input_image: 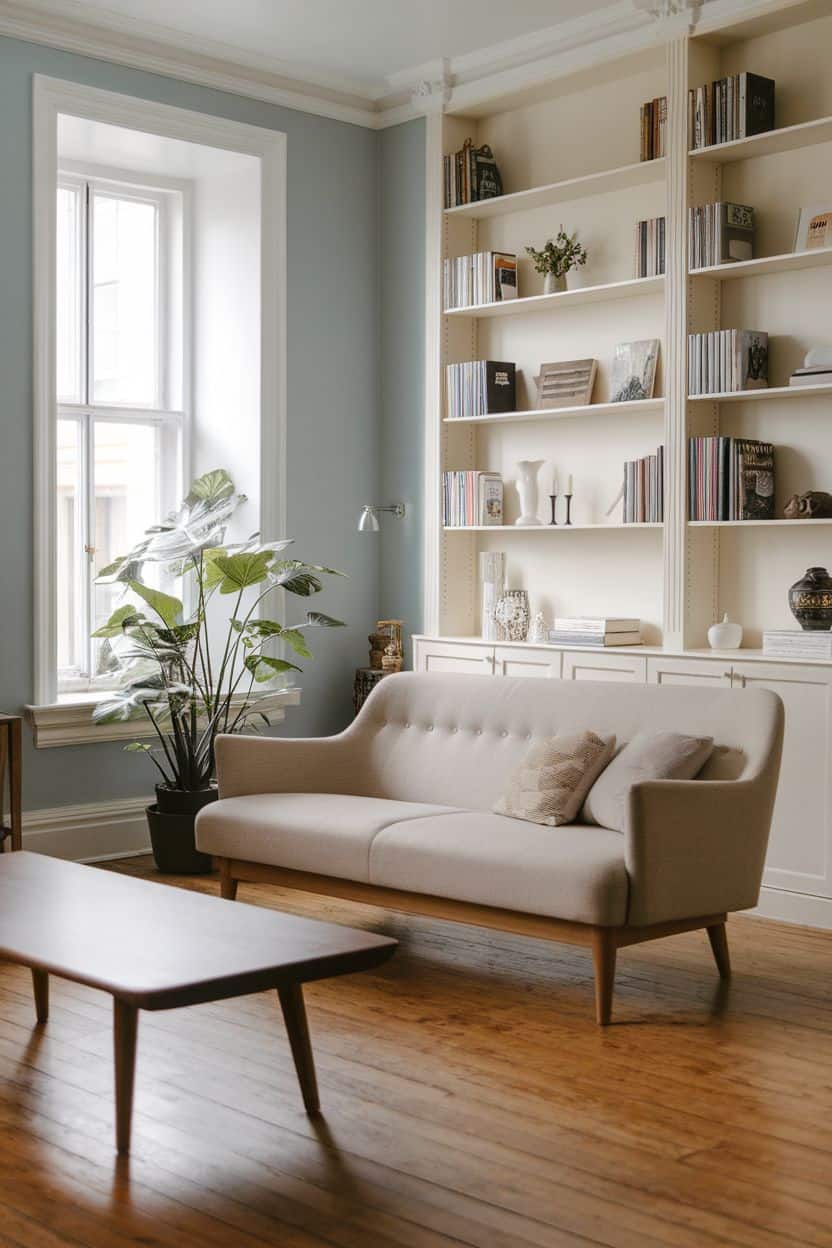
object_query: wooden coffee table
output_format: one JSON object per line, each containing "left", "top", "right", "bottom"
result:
{"left": 0, "top": 853, "right": 396, "bottom": 1154}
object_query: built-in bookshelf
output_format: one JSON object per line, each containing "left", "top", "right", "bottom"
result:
{"left": 425, "top": 0, "right": 832, "bottom": 656}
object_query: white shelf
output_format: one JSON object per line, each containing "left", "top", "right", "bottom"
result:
{"left": 443, "top": 523, "right": 662, "bottom": 532}
{"left": 444, "top": 158, "right": 666, "bottom": 221}
{"left": 689, "top": 114, "right": 832, "bottom": 163}
{"left": 688, "top": 383, "right": 832, "bottom": 404}
{"left": 444, "top": 275, "right": 664, "bottom": 320}
{"left": 443, "top": 398, "right": 665, "bottom": 426}
{"left": 689, "top": 519, "right": 832, "bottom": 528}
{"left": 690, "top": 247, "right": 832, "bottom": 281}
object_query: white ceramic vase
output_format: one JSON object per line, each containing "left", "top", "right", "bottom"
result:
{"left": 544, "top": 272, "right": 566, "bottom": 295}
{"left": 708, "top": 612, "right": 743, "bottom": 650}
{"left": 515, "top": 459, "right": 544, "bottom": 526}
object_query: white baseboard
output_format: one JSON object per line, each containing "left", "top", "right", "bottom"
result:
{"left": 751, "top": 886, "right": 832, "bottom": 931}
{"left": 21, "top": 796, "right": 152, "bottom": 862}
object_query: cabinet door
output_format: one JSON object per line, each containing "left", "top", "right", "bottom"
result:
{"left": 562, "top": 650, "right": 647, "bottom": 683}
{"left": 412, "top": 639, "right": 494, "bottom": 676}
{"left": 731, "top": 661, "right": 832, "bottom": 898}
{"left": 647, "top": 656, "right": 732, "bottom": 688}
{"left": 493, "top": 646, "right": 562, "bottom": 679}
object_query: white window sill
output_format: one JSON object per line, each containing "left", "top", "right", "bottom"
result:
{"left": 25, "top": 687, "right": 301, "bottom": 748}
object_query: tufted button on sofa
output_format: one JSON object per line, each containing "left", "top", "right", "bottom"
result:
{"left": 197, "top": 672, "right": 784, "bottom": 1023}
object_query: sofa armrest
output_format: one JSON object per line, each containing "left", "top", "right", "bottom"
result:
{"left": 214, "top": 731, "right": 360, "bottom": 798}
{"left": 624, "top": 775, "right": 777, "bottom": 926}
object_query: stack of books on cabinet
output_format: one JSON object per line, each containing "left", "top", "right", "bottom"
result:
{"left": 443, "top": 471, "right": 503, "bottom": 527}
{"left": 688, "top": 72, "right": 774, "bottom": 148}
{"left": 443, "top": 252, "right": 517, "bottom": 309}
{"left": 446, "top": 360, "right": 516, "bottom": 418}
{"left": 688, "top": 438, "right": 775, "bottom": 521}
{"left": 763, "top": 630, "right": 832, "bottom": 660}
{"left": 688, "top": 202, "right": 754, "bottom": 268}
{"left": 688, "top": 330, "right": 768, "bottom": 394}
{"left": 548, "top": 618, "right": 642, "bottom": 647}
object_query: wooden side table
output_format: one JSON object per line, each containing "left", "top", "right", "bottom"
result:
{"left": 0, "top": 715, "right": 22, "bottom": 852}
{"left": 353, "top": 668, "right": 388, "bottom": 716}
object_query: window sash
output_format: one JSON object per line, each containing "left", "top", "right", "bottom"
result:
{"left": 55, "top": 171, "right": 186, "bottom": 694}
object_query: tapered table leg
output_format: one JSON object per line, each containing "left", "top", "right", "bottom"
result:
{"left": 31, "top": 969, "right": 49, "bottom": 1023}
{"left": 277, "top": 982, "right": 320, "bottom": 1115}
{"left": 707, "top": 922, "right": 731, "bottom": 980}
{"left": 113, "top": 998, "right": 139, "bottom": 1155}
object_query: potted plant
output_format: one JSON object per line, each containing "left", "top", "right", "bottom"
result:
{"left": 525, "top": 228, "right": 588, "bottom": 294}
{"left": 92, "top": 468, "right": 344, "bottom": 874}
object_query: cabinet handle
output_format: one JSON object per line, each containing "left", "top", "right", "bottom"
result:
{"left": 724, "top": 671, "right": 732, "bottom": 679}
{"left": 484, "top": 655, "right": 494, "bottom": 673}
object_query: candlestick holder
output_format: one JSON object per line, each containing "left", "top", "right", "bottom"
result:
{"left": 564, "top": 493, "right": 573, "bottom": 526}
{"left": 549, "top": 493, "right": 558, "bottom": 525}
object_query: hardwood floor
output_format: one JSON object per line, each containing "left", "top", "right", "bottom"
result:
{"left": 0, "top": 856, "right": 830, "bottom": 1248}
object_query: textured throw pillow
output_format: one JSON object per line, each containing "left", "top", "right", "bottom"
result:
{"left": 581, "top": 730, "right": 715, "bottom": 831}
{"left": 494, "top": 731, "right": 616, "bottom": 827}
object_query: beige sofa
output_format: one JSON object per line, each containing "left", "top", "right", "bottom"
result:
{"left": 196, "top": 672, "right": 784, "bottom": 1023}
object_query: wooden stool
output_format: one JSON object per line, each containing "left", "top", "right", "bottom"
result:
{"left": 0, "top": 716, "right": 22, "bottom": 852}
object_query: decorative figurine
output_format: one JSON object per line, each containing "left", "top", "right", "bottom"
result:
{"left": 784, "top": 491, "right": 832, "bottom": 520}
{"left": 528, "top": 611, "right": 548, "bottom": 644}
{"left": 377, "top": 619, "right": 404, "bottom": 672}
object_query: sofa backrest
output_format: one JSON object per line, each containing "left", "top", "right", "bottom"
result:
{"left": 353, "top": 671, "right": 782, "bottom": 812}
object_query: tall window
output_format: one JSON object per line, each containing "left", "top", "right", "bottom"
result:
{"left": 56, "top": 174, "right": 185, "bottom": 691}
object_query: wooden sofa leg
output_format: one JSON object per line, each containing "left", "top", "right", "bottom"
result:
{"left": 219, "top": 859, "right": 238, "bottom": 901}
{"left": 707, "top": 922, "right": 731, "bottom": 980}
{"left": 591, "top": 928, "right": 617, "bottom": 1025}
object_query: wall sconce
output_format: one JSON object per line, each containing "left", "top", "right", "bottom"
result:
{"left": 357, "top": 503, "right": 406, "bottom": 532}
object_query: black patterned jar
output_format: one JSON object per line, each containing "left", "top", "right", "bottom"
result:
{"left": 788, "top": 566, "right": 832, "bottom": 631}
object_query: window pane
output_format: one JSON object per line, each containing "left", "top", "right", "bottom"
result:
{"left": 56, "top": 419, "right": 83, "bottom": 673}
{"left": 56, "top": 186, "right": 82, "bottom": 403}
{"left": 92, "top": 195, "right": 158, "bottom": 406}
{"left": 92, "top": 421, "right": 161, "bottom": 677}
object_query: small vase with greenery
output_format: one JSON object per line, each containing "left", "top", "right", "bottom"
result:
{"left": 525, "top": 228, "right": 588, "bottom": 294}
{"left": 92, "top": 468, "right": 344, "bottom": 874}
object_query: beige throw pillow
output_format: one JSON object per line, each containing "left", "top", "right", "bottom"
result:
{"left": 494, "top": 731, "right": 616, "bottom": 827}
{"left": 581, "top": 730, "right": 714, "bottom": 832}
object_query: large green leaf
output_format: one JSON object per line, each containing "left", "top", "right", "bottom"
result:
{"left": 127, "top": 580, "right": 183, "bottom": 627}
{"left": 213, "top": 552, "right": 272, "bottom": 594}
{"left": 300, "top": 612, "right": 345, "bottom": 629}
{"left": 186, "top": 468, "right": 235, "bottom": 505}
{"left": 201, "top": 547, "right": 228, "bottom": 591}
{"left": 278, "top": 628, "right": 313, "bottom": 659}
{"left": 91, "top": 604, "right": 144, "bottom": 638}
{"left": 244, "top": 654, "right": 302, "bottom": 683}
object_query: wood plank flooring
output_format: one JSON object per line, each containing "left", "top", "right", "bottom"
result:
{"left": 0, "top": 854, "right": 830, "bottom": 1248}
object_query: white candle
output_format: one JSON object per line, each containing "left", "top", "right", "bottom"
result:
{"left": 552, "top": 471, "right": 559, "bottom": 494}
{"left": 566, "top": 474, "right": 573, "bottom": 494}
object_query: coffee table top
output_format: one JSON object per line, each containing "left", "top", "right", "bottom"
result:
{"left": 0, "top": 853, "right": 396, "bottom": 1010}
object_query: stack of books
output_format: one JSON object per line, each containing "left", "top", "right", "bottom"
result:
{"left": 442, "top": 471, "right": 503, "bottom": 527}
{"left": 689, "top": 72, "right": 775, "bottom": 149}
{"left": 443, "top": 252, "right": 517, "bottom": 310}
{"left": 688, "top": 203, "right": 754, "bottom": 269}
{"left": 688, "top": 329, "right": 768, "bottom": 394}
{"left": 639, "top": 97, "right": 667, "bottom": 160}
{"left": 443, "top": 140, "right": 502, "bottom": 209}
{"left": 446, "top": 361, "right": 516, "bottom": 419}
{"left": 688, "top": 437, "right": 775, "bottom": 521}
{"left": 789, "top": 365, "right": 832, "bottom": 388}
{"left": 635, "top": 217, "right": 666, "bottom": 278}
{"left": 623, "top": 446, "right": 664, "bottom": 523}
{"left": 548, "top": 618, "right": 642, "bottom": 647}
{"left": 763, "top": 630, "right": 832, "bottom": 660}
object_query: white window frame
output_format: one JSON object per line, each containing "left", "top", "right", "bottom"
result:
{"left": 57, "top": 168, "right": 188, "bottom": 693}
{"left": 31, "top": 76, "right": 287, "bottom": 743}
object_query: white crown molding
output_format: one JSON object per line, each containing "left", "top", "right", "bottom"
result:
{"left": 0, "top": 0, "right": 817, "bottom": 131}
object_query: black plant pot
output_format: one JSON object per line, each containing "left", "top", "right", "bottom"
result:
{"left": 146, "top": 784, "right": 218, "bottom": 875}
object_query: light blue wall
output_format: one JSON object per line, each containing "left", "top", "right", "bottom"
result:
{"left": 379, "top": 119, "right": 426, "bottom": 659}
{"left": 0, "top": 35, "right": 389, "bottom": 809}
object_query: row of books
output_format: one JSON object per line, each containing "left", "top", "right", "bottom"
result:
{"left": 688, "top": 437, "right": 775, "bottom": 521}
{"left": 763, "top": 630, "right": 832, "bottom": 660}
{"left": 442, "top": 471, "right": 503, "bottom": 527}
{"left": 639, "top": 97, "right": 667, "bottom": 161}
{"left": 443, "top": 140, "right": 502, "bottom": 209}
{"left": 623, "top": 447, "right": 664, "bottom": 524}
{"left": 688, "top": 202, "right": 754, "bottom": 269}
{"left": 443, "top": 251, "right": 517, "bottom": 310}
{"left": 635, "top": 216, "right": 666, "bottom": 278}
{"left": 689, "top": 72, "right": 774, "bottom": 150}
{"left": 446, "top": 360, "right": 517, "bottom": 419}
{"left": 548, "top": 617, "right": 641, "bottom": 647}
{"left": 688, "top": 329, "right": 768, "bottom": 395}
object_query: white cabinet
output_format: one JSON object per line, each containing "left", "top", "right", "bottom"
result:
{"left": 731, "top": 661, "right": 832, "bottom": 899}
{"left": 647, "top": 657, "right": 732, "bottom": 688}
{"left": 493, "top": 646, "right": 562, "bottom": 678}
{"left": 563, "top": 650, "right": 647, "bottom": 683}
{"left": 412, "top": 638, "right": 494, "bottom": 676}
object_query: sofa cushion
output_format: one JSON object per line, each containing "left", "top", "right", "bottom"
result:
{"left": 582, "top": 730, "right": 714, "bottom": 831}
{"left": 494, "top": 731, "right": 616, "bottom": 826}
{"left": 196, "top": 793, "right": 461, "bottom": 882}
{"left": 369, "top": 811, "right": 628, "bottom": 925}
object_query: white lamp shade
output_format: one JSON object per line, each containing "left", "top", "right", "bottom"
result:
{"left": 357, "top": 506, "right": 380, "bottom": 533}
